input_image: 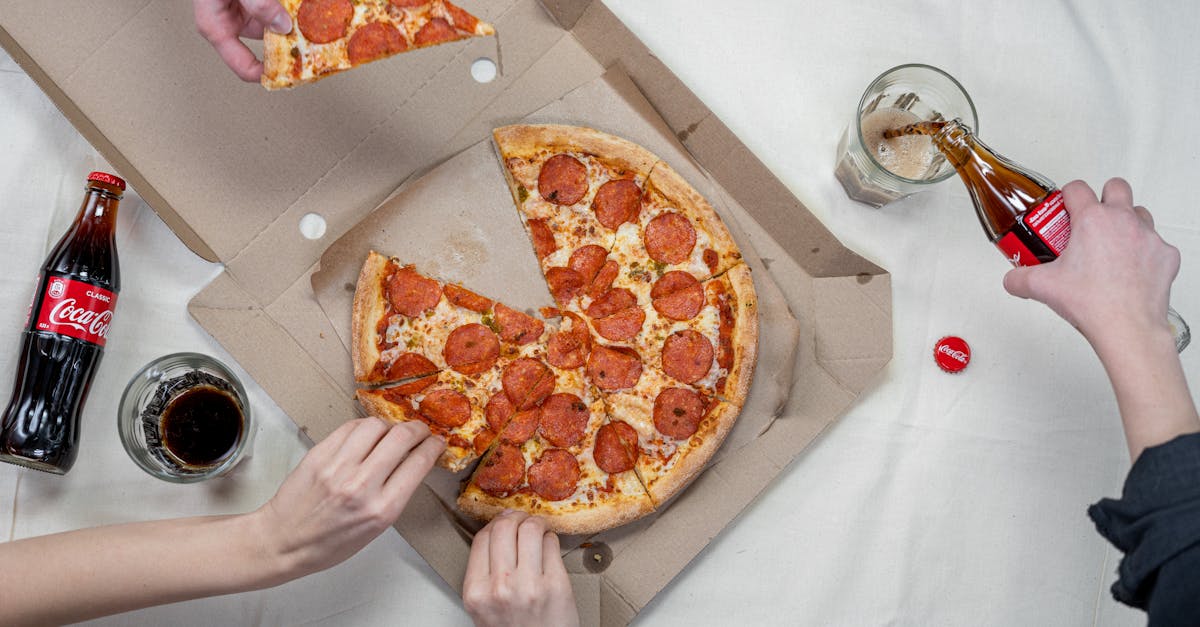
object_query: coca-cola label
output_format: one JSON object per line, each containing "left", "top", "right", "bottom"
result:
{"left": 34, "top": 276, "right": 117, "bottom": 346}
{"left": 996, "top": 231, "right": 1041, "bottom": 267}
{"left": 1022, "top": 190, "right": 1070, "bottom": 256}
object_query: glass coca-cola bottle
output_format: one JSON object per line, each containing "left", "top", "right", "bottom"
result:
{"left": 886, "top": 119, "right": 1189, "bottom": 352}
{"left": 1, "top": 172, "right": 124, "bottom": 474}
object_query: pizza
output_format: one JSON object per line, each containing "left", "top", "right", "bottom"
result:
{"left": 261, "top": 0, "right": 493, "bottom": 90}
{"left": 351, "top": 125, "right": 758, "bottom": 533}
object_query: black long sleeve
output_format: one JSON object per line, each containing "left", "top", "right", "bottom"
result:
{"left": 1088, "top": 432, "right": 1200, "bottom": 625}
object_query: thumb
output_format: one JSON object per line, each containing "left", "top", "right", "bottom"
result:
{"left": 244, "top": 0, "right": 293, "bottom": 34}
{"left": 1003, "top": 265, "right": 1040, "bottom": 300}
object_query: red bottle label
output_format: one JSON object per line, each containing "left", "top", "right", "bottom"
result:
{"left": 33, "top": 276, "right": 117, "bottom": 346}
{"left": 1022, "top": 190, "right": 1070, "bottom": 255}
{"left": 996, "top": 231, "right": 1041, "bottom": 267}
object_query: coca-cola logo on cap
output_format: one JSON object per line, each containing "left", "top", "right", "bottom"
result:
{"left": 35, "top": 276, "right": 117, "bottom": 347}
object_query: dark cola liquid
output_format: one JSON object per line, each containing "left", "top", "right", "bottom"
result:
{"left": 142, "top": 372, "right": 244, "bottom": 469}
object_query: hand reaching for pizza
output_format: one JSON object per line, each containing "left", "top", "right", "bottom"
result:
{"left": 193, "top": 0, "right": 293, "bottom": 82}
{"left": 463, "top": 510, "right": 580, "bottom": 627}
{"left": 252, "top": 418, "right": 445, "bottom": 582}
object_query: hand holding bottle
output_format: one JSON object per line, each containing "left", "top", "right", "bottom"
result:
{"left": 1003, "top": 178, "right": 1180, "bottom": 347}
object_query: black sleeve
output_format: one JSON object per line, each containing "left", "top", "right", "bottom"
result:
{"left": 1088, "top": 432, "right": 1200, "bottom": 624}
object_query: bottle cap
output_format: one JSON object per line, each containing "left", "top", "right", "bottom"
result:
{"left": 933, "top": 336, "right": 970, "bottom": 373}
{"left": 87, "top": 171, "right": 126, "bottom": 191}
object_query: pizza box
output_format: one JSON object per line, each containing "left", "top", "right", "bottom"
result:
{"left": 0, "top": 1, "right": 893, "bottom": 625}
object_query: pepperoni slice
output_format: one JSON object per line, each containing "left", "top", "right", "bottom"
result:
{"left": 586, "top": 345, "right": 642, "bottom": 391}
{"left": 586, "top": 288, "right": 644, "bottom": 342}
{"left": 387, "top": 266, "right": 442, "bottom": 317}
{"left": 475, "top": 443, "right": 525, "bottom": 497}
{"left": 297, "top": 0, "right": 354, "bottom": 44}
{"left": 594, "top": 421, "right": 639, "bottom": 474}
{"left": 661, "top": 330, "right": 714, "bottom": 384}
{"left": 390, "top": 374, "right": 437, "bottom": 395}
{"left": 545, "top": 267, "right": 584, "bottom": 307}
{"left": 538, "top": 393, "right": 589, "bottom": 448}
{"left": 443, "top": 323, "right": 500, "bottom": 375}
{"left": 419, "top": 389, "right": 471, "bottom": 428}
{"left": 538, "top": 155, "right": 588, "bottom": 205}
{"left": 568, "top": 245, "right": 608, "bottom": 286}
{"left": 485, "top": 391, "right": 514, "bottom": 431}
{"left": 703, "top": 248, "right": 720, "bottom": 274}
{"left": 653, "top": 387, "right": 706, "bottom": 439}
{"left": 376, "top": 352, "right": 438, "bottom": 381}
{"left": 592, "top": 179, "right": 641, "bottom": 230}
{"left": 472, "top": 429, "right": 496, "bottom": 454}
{"left": 443, "top": 0, "right": 479, "bottom": 32}
{"left": 644, "top": 212, "right": 697, "bottom": 264}
{"left": 707, "top": 282, "right": 736, "bottom": 371}
{"left": 651, "top": 271, "right": 704, "bottom": 321}
{"left": 546, "top": 313, "right": 591, "bottom": 369}
{"left": 347, "top": 22, "right": 407, "bottom": 65}
{"left": 502, "top": 358, "right": 554, "bottom": 409}
{"left": 444, "top": 284, "right": 493, "bottom": 313}
{"left": 494, "top": 303, "right": 544, "bottom": 345}
{"left": 587, "top": 260, "right": 619, "bottom": 299}
{"left": 500, "top": 407, "right": 540, "bottom": 445}
{"left": 527, "top": 449, "right": 580, "bottom": 501}
{"left": 527, "top": 218, "right": 558, "bottom": 262}
{"left": 414, "top": 17, "right": 461, "bottom": 46}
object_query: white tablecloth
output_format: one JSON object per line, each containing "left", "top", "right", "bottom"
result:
{"left": 4, "top": 1, "right": 1196, "bottom": 624}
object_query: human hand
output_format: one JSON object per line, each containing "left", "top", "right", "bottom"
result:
{"left": 193, "top": 0, "right": 293, "bottom": 81}
{"left": 252, "top": 418, "right": 444, "bottom": 582}
{"left": 463, "top": 510, "right": 579, "bottom": 627}
{"left": 1003, "top": 178, "right": 1180, "bottom": 348}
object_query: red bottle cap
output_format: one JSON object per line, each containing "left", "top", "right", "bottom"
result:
{"left": 934, "top": 336, "right": 971, "bottom": 373}
{"left": 87, "top": 171, "right": 126, "bottom": 191}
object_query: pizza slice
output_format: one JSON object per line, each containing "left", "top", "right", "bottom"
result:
{"left": 352, "top": 252, "right": 546, "bottom": 384}
{"left": 492, "top": 125, "right": 658, "bottom": 311}
{"left": 262, "top": 0, "right": 494, "bottom": 90}
{"left": 457, "top": 365, "right": 655, "bottom": 534}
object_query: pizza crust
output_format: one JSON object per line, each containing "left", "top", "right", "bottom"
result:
{"left": 457, "top": 482, "right": 655, "bottom": 536}
{"left": 260, "top": 31, "right": 294, "bottom": 90}
{"left": 351, "top": 251, "right": 390, "bottom": 383}
{"left": 643, "top": 400, "right": 741, "bottom": 506}
{"left": 719, "top": 263, "right": 759, "bottom": 409}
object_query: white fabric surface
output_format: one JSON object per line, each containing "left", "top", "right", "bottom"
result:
{"left": 3, "top": 1, "right": 1197, "bottom": 624}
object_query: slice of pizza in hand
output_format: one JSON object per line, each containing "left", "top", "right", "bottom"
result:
{"left": 458, "top": 356, "right": 655, "bottom": 535}
{"left": 262, "top": 0, "right": 494, "bottom": 90}
{"left": 492, "top": 125, "right": 658, "bottom": 311}
{"left": 352, "top": 252, "right": 546, "bottom": 384}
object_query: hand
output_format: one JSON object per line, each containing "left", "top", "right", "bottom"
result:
{"left": 193, "top": 0, "right": 293, "bottom": 81}
{"left": 252, "top": 418, "right": 445, "bottom": 581}
{"left": 463, "top": 510, "right": 579, "bottom": 627}
{"left": 1003, "top": 178, "right": 1180, "bottom": 347}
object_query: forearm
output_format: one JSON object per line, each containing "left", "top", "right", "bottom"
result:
{"left": 0, "top": 510, "right": 291, "bottom": 626}
{"left": 1091, "top": 319, "right": 1200, "bottom": 462}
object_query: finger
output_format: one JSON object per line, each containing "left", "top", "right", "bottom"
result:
{"left": 1133, "top": 205, "right": 1155, "bottom": 228}
{"left": 241, "top": 0, "right": 293, "bottom": 34}
{"left": 541, "top": 531, "right": 567, "bottom": 576}
{"left": 489, "top": 510, "right": 526, "bottom": 573}
{"left": 308, "top": 419, "right": 359, "bottom": 458}
{"left": 1100, "top": 177, "right": 1134, "bottom": 209}
{"left": 465, "top": 527, "right": 492, "bottom": 582}
{"left": 381, "top": 434, "right": 444, "bottom": 503}
{"left": 212, "top": 36, "right": 264, "bottom": 82}
{"left": 516, "top": 516, "right": 548, "bottom": 575}
{"left": 1003, "top": 265, "right": 1038, "bottom": 300}
{"left": 239, "top": 19, "right": 266, "bottom": 39}
{"left": 363, "top": 421, "right": 432, "bottom": 486}
{"left": 1060, "top": 180, "right": 1099, "bottom": 217}
{"left": 337, "top": 417, "right": 393, "bottom": 464}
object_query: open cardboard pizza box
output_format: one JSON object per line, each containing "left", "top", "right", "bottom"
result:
{"left": 0, "top": 1, "right": 892, "bottom": 624}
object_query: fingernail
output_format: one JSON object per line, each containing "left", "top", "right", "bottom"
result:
{"left": 271, "top": 14, "right": 293, "bottom": 34}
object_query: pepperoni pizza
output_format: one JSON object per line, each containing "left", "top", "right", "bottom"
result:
{"left": 261, "top": 0, "right": 493, "bottom": 90}
{"left": 351, "top": 125, "right": 758, "bottom": 534}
